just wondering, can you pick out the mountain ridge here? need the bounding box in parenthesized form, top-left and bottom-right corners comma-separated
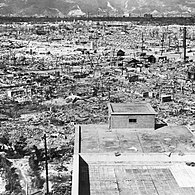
(0, 0, 194, 17)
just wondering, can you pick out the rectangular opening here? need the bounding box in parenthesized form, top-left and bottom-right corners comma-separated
(129, 119, 137, 123)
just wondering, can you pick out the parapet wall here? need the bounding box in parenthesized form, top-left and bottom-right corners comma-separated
(80, 153, 195, 164)
(71, 126, 81, 195)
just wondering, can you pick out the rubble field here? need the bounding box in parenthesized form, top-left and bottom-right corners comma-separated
(0, 20, 195, 194)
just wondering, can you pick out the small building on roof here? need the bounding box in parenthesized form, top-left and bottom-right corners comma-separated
(108, 103, 157, 129)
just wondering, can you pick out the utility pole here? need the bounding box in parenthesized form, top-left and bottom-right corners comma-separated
(141, 32, 144, 52)
(183, 27, 187, 62)
(161, 33, 164, 56)
(177, 39, 180, 53)
(168, 35, 171, 50)
(43, 134, 49, 195)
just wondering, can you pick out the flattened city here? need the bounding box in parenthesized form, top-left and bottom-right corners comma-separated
(1, 17, 195, 195)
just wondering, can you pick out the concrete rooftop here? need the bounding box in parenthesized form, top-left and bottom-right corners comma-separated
(109, 103, 157, 115)
(80, 124, 195, 154)
(73, 124, 195, 195)
(80, 161, 195, 195)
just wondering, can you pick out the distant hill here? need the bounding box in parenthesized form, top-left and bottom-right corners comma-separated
(0, 0, 194, 17)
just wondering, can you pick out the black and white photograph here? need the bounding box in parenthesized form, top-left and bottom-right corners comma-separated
(0, 0, 195, 195)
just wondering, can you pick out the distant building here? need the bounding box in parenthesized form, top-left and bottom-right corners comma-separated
(90, 41, 95, 50)
(108, 103, 157, 129)
(127, 73, 139, 82)
(188, 66, 195, 81)
(158, 56, 167, 62)
(140, 52, 147, 57)
(7, 88, 26, 99)
(143, 55, 156, 63)
(144, 13, 153, 19)
(161, 94, 173, 103)
(0, 114, 8, 121)
(117, 49, 125, 57)
(126, 58, 140, 67)
(0, 62, 5, 69)
(36, 29, 47, 35)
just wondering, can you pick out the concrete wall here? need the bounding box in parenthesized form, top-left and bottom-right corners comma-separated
(71, 126, 81, 195)
(79, 156, 90, 195)
(111, 114, 155, 129)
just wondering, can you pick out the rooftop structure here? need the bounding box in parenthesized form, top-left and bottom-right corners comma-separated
(108, 103, 157, 130)
(72, 103, 195, 195)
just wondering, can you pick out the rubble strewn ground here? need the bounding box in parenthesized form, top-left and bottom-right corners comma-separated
(0, 20, 195, 194)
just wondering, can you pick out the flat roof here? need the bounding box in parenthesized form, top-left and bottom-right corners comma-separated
(109, 103, 157, 115)
(80, 124, 195, 154)
(75, 124, 195, 195)
(80, 162, 195, 195)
